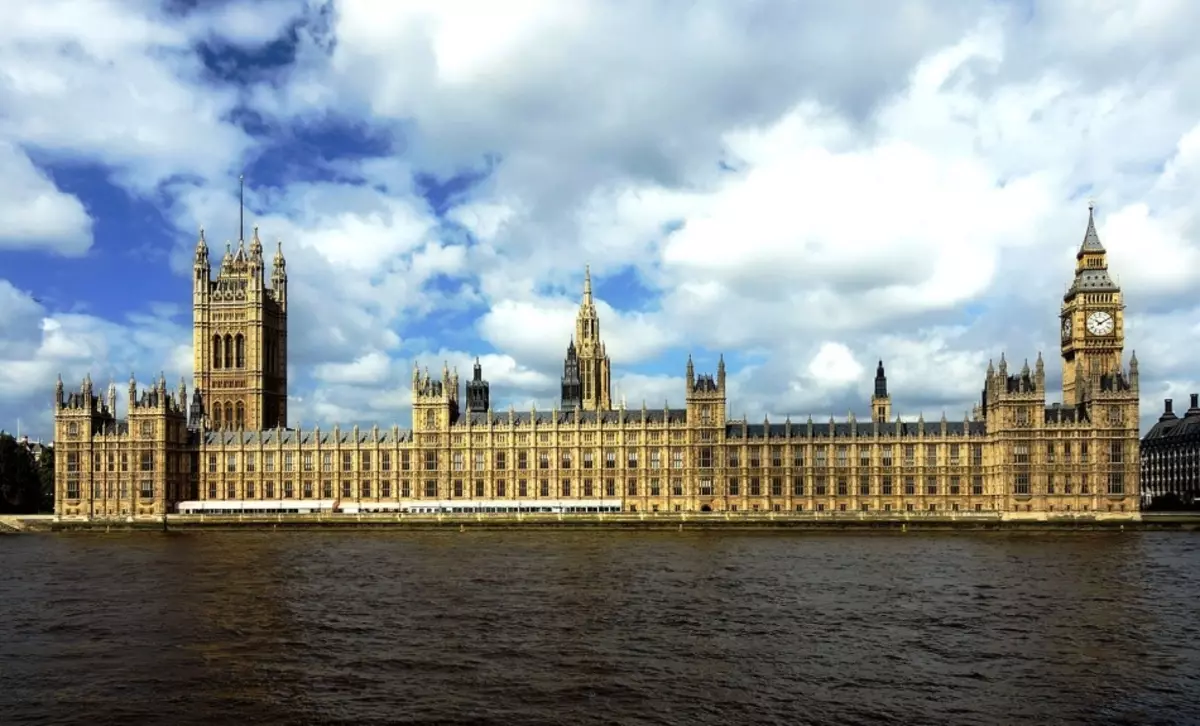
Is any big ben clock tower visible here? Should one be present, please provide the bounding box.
[1060,202,1125,407]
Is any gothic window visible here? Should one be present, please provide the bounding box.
[235,334,245,369]
[213,404,222,429]
[425,409,436,428]
[224,334,233,369]
[235,401,244,429]
[224,403,233,429]
[212,335,223,369]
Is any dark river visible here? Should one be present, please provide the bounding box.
[2,531,1198,725]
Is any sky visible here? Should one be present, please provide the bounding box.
[2,0,1200,441]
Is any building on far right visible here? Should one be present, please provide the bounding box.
[1140,395,1200,510]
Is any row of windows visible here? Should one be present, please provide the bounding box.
[198,475,1027,500]
[211,333,246,370]
[1011,440,1122,464]
[202,444,991,474]
[65,452,158,473]
[64,481,155,499]
[1011,471,1126,496]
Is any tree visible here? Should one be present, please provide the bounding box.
[38,445,55,513]
[0,433,41,514]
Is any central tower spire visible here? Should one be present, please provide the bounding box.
[570,265,611,411]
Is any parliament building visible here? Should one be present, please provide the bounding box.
[53,205,1142,519]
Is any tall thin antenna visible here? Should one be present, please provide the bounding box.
[239,174,245,242]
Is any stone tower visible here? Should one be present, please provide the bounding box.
[685,353,727,428]
[192,177,288,431]
[871,360,892,423]
[1060,203,1125,407]
[466,358,490,414]
[573,266,612,412]
[411,362,459,432]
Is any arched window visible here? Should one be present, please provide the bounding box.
[425,409,436,428]
[212,404,222,429]
[235,334,245,369]
[235,401,245,429]
[212,335,222,369]
[225,403,234,430]
[224,334,233,369]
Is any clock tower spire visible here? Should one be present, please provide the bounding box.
[1060,201,1124,407]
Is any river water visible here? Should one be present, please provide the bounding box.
[2,531,1197,725]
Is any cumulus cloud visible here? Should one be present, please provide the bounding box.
[4,0,1200,442]
[0,143,92,254]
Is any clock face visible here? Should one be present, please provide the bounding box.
[1086,311,1115,336]
[1061,317,1072,339]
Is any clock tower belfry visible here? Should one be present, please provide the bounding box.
[1060,202,1125,407]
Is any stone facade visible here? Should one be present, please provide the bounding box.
[53,205,1141,518]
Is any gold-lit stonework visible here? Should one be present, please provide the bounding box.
[53,206,1141,519]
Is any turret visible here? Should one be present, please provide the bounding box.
[871,360,892,423]
[560,338,582,410]
[188,388,206,430]
[194,227,210,291]
[466,358,490,414]
[717,353,726,390]
[54,374,63,409]
[271,239,288,309]
[686,354,695,391]
[249,225,263,262]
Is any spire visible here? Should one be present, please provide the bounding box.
[873,360,888,398]
[1078,199,1105,256]
[717,353,725,389]
[196,226,208,256]
[473,357,482,382]
[583,264,593,306]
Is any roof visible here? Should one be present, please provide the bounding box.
[1078,204,1105,255]
[725,420,987,439]
[1066,204,1119,298]
[1143,398,1200,445]
[199,413,991,444]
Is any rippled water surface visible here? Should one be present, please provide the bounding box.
[3,531,1199,725]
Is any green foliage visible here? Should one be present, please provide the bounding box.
[38,445,55,512]
[0,433,49,514]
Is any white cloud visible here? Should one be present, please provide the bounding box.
[807,343,864,388]
[314,351,393,386]
[0,142,91,254]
